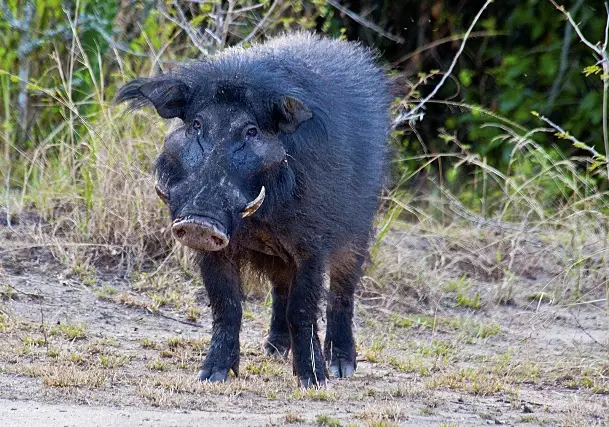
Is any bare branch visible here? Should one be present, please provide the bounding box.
[325,0,404,44]
[392,30,505,66]
[548,0,609,181]
[548,0,602,55]
[238,0,281,46]
[546,0,585,111]
[158,0,210,55]
[534,112,606,161]
[393,0,494,127]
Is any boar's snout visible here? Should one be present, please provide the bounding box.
[171,216,229,251]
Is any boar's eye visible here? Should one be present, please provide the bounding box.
[245,126,258,138]
[193,119,202,132]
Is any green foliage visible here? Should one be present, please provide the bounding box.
[1,0,607,269]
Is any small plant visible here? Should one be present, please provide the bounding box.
[66,352,84,364]
[316,414,342,427]
[150,293,169,310]
[22,336,45,347]
[476,322,501,339]
[186,306,200,322]
[139,338,157,349]
[456,291,481,310]
[99,354,131,369]
[94,284,118,301]
[146,359,169,371]
[167,336,184,349]
[46,348,60,358]
[51,322,87,340]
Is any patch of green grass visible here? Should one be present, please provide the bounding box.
[390,314,414,328]
[292,388,336,401]
[421,406,436,415]
[167,336,185,349]
[94,283,118,300]
[389,357,431,376]
[0,313,11,331]
[46,348,60,358]
[150,293,169,310]
[416,340,455,357]
[475,322,501,339]
[22,336,45,347]
[146,359,169,371]
[139,337,157,349]
[244,359,284,376]
[189,337,210,352]
[71,263,96,286]
[427,367,507,396]
[186,306,200,322]
[443,275,469,293]
[51,322,87,340]
[99,354,131,369]
[456,291,481,310]
[316,414,342,427]
[65,352,84,364]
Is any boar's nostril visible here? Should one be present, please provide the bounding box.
[211,236,224,246]
[175,229,186,238]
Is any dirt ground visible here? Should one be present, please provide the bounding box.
[0,225,608,426]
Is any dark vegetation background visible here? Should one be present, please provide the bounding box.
[0,0,607,268]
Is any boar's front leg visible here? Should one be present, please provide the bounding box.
[197,252,242,382]
[287,256,327,387]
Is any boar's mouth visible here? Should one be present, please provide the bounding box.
[171,216,229,251]
[241,186,266,218]
[171,187,265,251]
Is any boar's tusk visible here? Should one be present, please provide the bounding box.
[241,186,266,218]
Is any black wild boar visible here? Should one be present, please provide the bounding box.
[116,33,390,387]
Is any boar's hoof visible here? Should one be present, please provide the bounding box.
[299,377,327,388]
[172,216,229,251]
[328,358,356,378]
[197,368,229,383]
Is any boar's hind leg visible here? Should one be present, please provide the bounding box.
[287,257,327,388]
[197,252,242,382]
[264,268,292,358]
[324,251,364,378]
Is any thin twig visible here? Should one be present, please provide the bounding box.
[158,0,210,55]
[392,30,505,66]
[393,0,494,127]
[5,283,44,300]
[238,0,281,46]
[152,309,203,328]
[547,0,609,181]
[546,0,585,111]
[534,112,605,160]
[325,0,404,44]
[548,0,602,53]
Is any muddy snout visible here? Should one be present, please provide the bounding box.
[171,216,229,251]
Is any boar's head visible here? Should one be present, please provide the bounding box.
[116,71,312,251]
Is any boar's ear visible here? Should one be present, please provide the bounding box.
[115,77,189,120]
[275,96,312,133]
